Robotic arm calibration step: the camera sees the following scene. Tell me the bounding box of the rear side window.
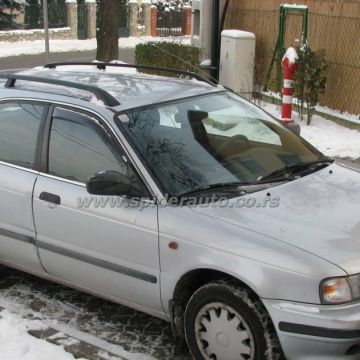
[48,107,126,183]
[0,102,44,169]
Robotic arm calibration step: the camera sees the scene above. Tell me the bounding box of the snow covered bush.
[0,0,22,30]
[152,0,192,12]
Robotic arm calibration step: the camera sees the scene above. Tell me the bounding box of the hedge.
[135,41,202,78]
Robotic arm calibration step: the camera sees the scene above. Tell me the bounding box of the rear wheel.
[184,281,283,360]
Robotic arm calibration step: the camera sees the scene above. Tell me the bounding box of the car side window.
[0,102,44,169]
[48,107,127,183]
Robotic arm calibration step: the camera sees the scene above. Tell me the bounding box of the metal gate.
[78,1,129,40]
[157,10,183,37]
[77,0,87,40]
[119,1,129,38]
[24,0,66,30]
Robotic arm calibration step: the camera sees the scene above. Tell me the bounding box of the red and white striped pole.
[281,47,299,125]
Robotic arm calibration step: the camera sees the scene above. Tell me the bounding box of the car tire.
[184,280,283,360]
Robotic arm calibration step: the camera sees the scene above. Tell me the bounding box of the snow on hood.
[191,163,360,275]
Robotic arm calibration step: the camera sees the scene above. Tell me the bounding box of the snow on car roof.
[16,67,222,110]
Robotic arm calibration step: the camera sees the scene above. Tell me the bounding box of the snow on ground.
[0,304,158,360]
[0,309,83,360]
[0,36,191,58]
[260,101,360,159]
[316,104,360,125]
[0,288,160,360]
[262,90,360,124]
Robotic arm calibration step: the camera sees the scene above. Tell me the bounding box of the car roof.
[11,67,224,111]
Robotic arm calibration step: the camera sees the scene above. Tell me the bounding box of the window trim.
[0,160,39,175]
[0,99,49,172]
[45,106,127,183]
[112,90,227,120]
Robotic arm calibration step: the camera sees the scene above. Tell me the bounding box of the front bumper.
[263,299,360,360]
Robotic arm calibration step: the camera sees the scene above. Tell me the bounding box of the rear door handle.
[39,192,61,205]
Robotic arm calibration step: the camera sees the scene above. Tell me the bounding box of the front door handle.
[39,192,61,205]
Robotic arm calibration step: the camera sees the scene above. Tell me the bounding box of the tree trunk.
[306,104,312,126]
[96,0,120,62]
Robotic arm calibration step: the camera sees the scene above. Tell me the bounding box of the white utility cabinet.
[219,30,256,99]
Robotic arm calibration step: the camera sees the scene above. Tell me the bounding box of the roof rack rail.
[0,74,120,107]
[44,62,217,87]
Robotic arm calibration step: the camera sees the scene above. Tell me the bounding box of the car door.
[0,100,46,272]
[33,106,162,314]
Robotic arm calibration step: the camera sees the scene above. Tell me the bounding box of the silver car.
[0,63,359,360]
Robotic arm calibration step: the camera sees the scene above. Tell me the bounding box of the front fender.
[158,206,345,316]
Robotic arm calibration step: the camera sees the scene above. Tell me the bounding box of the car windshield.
[116,92,324,196]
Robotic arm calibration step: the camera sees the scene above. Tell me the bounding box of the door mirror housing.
[86,170,149,198]
[287,122,301,136]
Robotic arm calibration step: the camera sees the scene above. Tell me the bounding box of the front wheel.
[184,281,283,360]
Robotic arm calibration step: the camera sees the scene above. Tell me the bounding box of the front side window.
[117,92,324,196]
[0,102,44,169]
[48,108,127,183]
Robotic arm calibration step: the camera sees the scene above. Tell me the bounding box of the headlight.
[320,275,360,304]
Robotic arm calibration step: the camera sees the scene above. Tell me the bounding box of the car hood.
[191,162,360,274]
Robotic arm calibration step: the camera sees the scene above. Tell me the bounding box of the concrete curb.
[29,327,125,360]
[0,305,126,360]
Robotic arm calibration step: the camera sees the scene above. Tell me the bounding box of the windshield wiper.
[178,181,256,198]
[176,159,332,198]
[258,158,334,182]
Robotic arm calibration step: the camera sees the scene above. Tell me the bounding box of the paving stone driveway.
[0,267,191,360]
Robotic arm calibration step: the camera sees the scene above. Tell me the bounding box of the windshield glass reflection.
[117,93,322,196]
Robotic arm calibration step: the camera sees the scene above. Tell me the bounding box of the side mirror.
[86,170,149,198]
[286,122,301,136]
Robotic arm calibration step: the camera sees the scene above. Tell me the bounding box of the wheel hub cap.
[195,302,255,360]
[216,332,230,347]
